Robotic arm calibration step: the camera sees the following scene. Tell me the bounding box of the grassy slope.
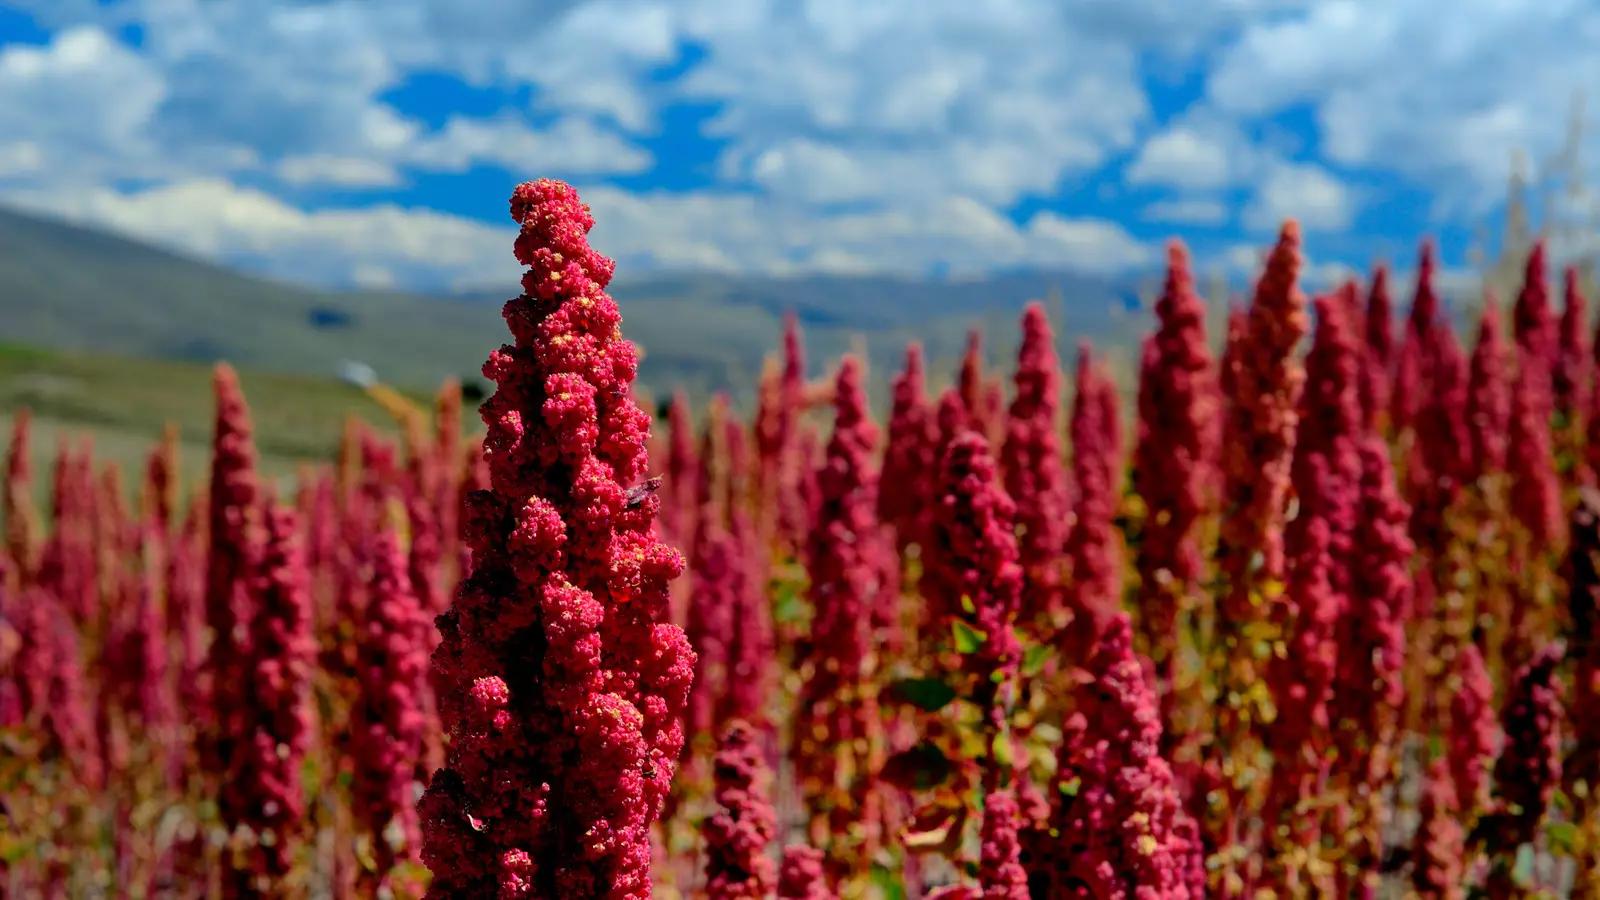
[0,341,421,493]
[0,205,1151,400]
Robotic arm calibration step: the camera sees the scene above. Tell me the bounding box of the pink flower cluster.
[351,526,431,875]
[1133,241,1216,702]
[777,846,836,900]
[1466,293,1512,480]
[1001,303,1069,628]
[929,430,1022,709]
[1216,221,1308,603]
[1061,344,1124,663]
[792,357,884,855]
[224,503,314,892]
[1043,613,1202,899]
[1358,265,1394,431]
[419,179,696,898]
[880,342,939,561]
[701,720,778,900]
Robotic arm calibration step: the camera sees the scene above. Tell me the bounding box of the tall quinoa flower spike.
[1134,240,1216,717]
[351,522,432,885]
[419,179,696,898]
[1041,613,1202,899]
[1478,643,1565,856]
[700,719,779,900]
[1467,291,1512,480]
[222,500,315,896]
[1002,303,1069,631]
[1557,265,1591,422]
[1203,222,1308,883]
[1360,264,1395,432]
[4,408,37,580]
[880,341,939,565]
[792,356,884,868]
[202,363,263,788]
[929,430,1023,766]
[1061,343,1124,665]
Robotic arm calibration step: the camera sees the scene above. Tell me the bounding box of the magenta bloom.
[11,585,99,786]
[773,314,813,554]
[1042,613,1199,899]
[1509,340,1563,547]
[1002,303,1069,629]
[1466,293,1512,480]
[1062,344,1124,664]
[1216,221,1309,609]
[222,502,314,894]
[201,363,263,789]
[351,526,431,877]
[1336,438,1413,789]
[1360,264,1395,431]
[686,462,739,748]
[1287,293,1363,589]
[1481,643,1565,853]
[777,846,836,900]
[701,720,779,900]
[1133,241,1216,705]
[1568,489,1600,794]
[929,431,1023,722]
[1513,239,1557,369]
[977,790,1029,900]
[1389,245,1470,581]
[1392,241,1442,434]
[1557,265,1591,420]
[128,524,175,738]
[880,342,939,561]
[958,329,987,429]
[1448,643,1499,818]
[1412,758,1465,900]
[663,391,697,549]
[419,180,695,899]
[793,357,883,852]
[721,423,773,726]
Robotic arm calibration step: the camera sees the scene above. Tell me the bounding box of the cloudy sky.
[0,0,1594,294]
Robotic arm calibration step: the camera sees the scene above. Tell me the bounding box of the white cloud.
[276,155,401,188]
[0,178,522,291]
[7,0,1599,285]
[1143,198,1230,225]
[405,115,652,176]
[0,27,170,184]
[1127,128,1234,190]
[1243,162,1356,232]
[1206,0,1600,211]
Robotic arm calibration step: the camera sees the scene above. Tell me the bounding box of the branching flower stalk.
[419,179,696,898]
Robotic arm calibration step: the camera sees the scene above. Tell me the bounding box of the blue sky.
[0,0,1594,295]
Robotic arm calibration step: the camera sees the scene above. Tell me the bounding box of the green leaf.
[870,864,908,900]
[772,580,808,626]
[880,743,955,792]
[991,732,1014,769]
[952,620,988,654]
[1023,643,1052,677]
[960,594,977,614]
[885,677,959,712]
[1546,821,1579,855]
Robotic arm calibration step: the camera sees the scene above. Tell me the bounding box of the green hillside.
[0,204,1151,402]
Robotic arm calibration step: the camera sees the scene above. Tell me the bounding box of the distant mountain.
[0,204,1158,404]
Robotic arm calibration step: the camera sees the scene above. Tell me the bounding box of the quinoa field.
[4,177,1599,899]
